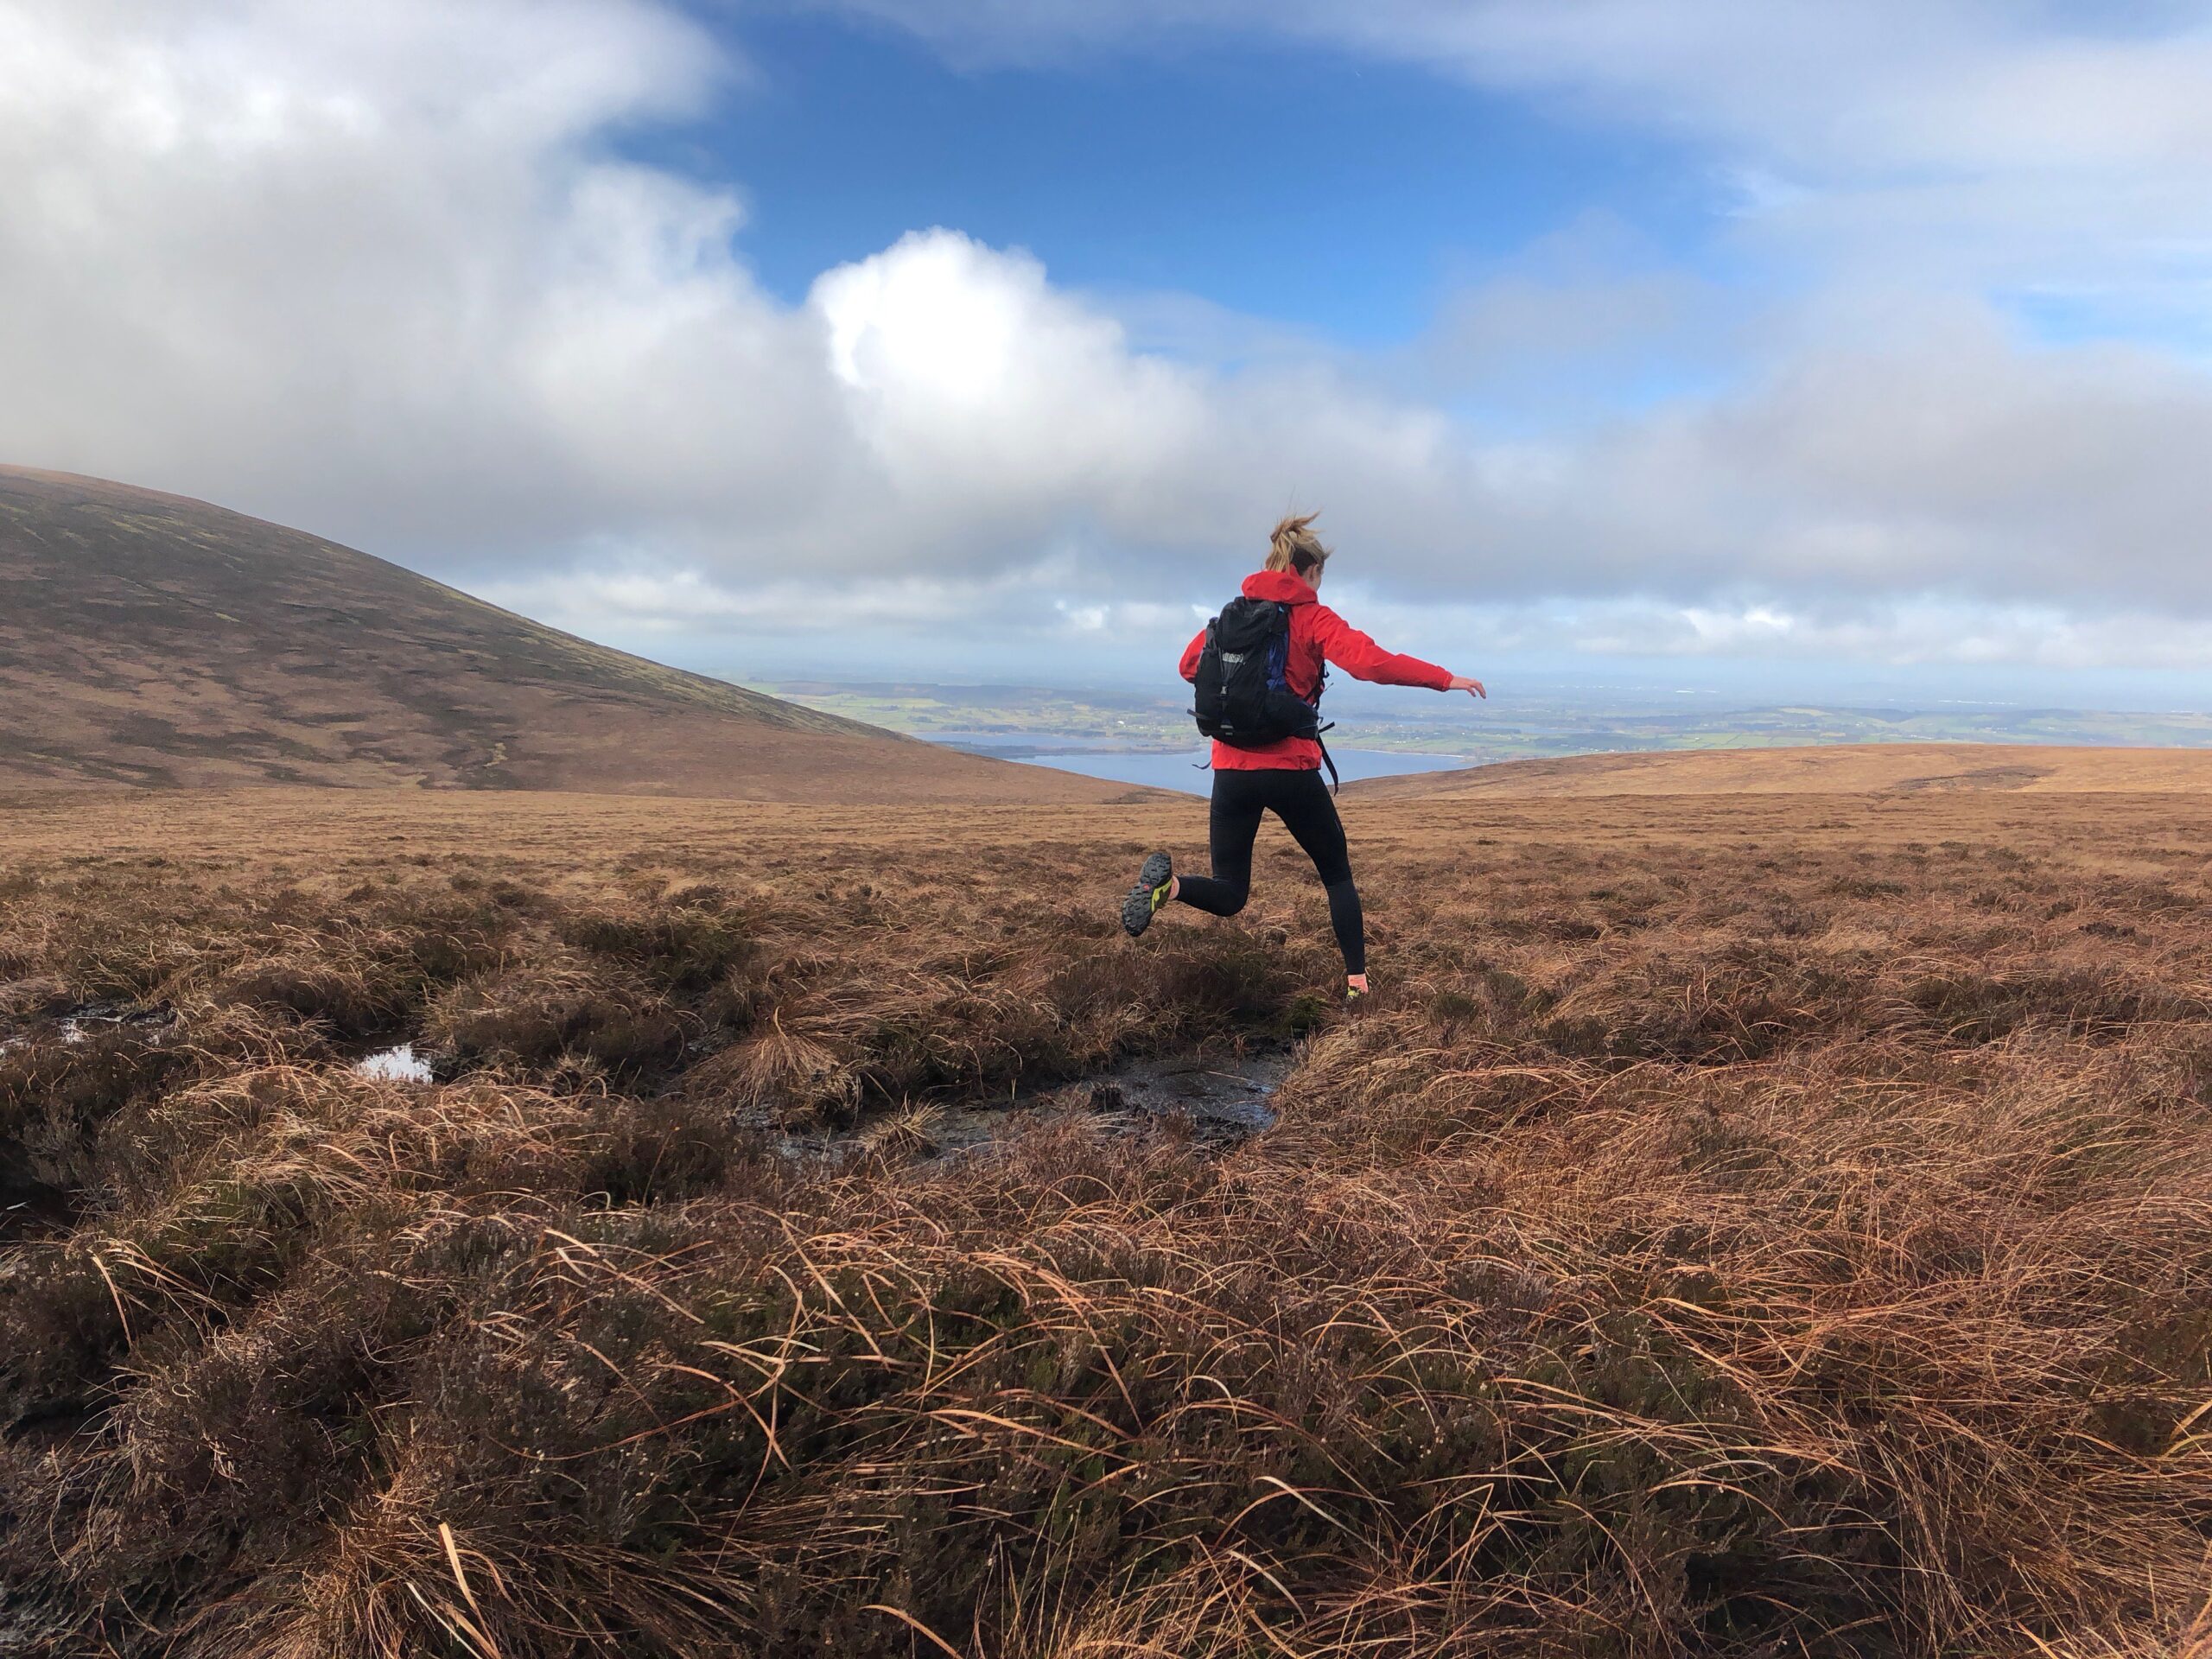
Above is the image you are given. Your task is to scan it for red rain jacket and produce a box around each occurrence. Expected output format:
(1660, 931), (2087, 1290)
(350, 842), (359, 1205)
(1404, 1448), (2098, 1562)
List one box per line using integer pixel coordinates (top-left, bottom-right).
(1179, 569), (1452, 773)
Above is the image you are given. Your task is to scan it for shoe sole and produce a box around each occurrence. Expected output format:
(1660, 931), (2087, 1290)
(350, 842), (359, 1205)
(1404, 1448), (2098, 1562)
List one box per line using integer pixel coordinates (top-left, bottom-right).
(1121, 852), (1173, 938)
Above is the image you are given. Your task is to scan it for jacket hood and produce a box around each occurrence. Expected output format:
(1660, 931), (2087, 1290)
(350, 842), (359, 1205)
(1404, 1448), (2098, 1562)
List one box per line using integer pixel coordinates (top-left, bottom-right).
(1242, 569), (1319, 604)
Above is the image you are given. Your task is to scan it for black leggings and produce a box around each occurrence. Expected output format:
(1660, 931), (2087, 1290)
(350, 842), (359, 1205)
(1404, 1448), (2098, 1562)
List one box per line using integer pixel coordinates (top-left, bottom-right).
(1174, 767), (1365, 975)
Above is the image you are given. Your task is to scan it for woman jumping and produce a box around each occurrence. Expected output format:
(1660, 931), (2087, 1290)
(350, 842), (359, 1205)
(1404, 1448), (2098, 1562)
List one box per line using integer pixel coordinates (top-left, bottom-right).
(1120, 512), (1486, 1002)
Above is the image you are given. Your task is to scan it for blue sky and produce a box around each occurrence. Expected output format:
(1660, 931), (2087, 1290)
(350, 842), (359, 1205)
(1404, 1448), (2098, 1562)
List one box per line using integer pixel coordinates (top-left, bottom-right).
(669, 13), (1716, 343)
(10, 1), (2212, 708)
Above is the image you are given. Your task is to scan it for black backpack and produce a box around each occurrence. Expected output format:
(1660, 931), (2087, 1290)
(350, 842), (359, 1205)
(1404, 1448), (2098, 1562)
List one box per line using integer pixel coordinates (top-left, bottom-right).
(1191, 598), (1336, 784)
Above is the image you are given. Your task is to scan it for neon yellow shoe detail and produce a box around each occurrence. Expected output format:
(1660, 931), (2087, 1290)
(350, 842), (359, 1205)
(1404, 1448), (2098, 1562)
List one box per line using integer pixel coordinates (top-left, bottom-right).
(1120, 852), (1174, 938)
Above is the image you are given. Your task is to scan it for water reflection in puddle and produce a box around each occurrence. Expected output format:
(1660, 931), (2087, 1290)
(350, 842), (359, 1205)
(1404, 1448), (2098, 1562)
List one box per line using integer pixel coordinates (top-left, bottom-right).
(0, 1001), (176, 1053)
(355, 1044), (435, 1084)
(761, 1044), (1295, 1164)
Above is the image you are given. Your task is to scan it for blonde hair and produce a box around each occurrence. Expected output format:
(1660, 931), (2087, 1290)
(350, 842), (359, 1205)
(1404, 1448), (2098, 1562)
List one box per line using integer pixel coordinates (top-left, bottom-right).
(1263, 512), (1330, 578)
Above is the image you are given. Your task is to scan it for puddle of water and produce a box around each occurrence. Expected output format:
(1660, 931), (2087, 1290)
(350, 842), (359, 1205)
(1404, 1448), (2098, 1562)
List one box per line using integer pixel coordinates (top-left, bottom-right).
(1, 1001), (175, 1053)
(1057, 1048), (1288, 1136)
(757, 1044), (1295, 1165)
(355, 1044), (435, 1084)
(0, 1597), (76, 1657)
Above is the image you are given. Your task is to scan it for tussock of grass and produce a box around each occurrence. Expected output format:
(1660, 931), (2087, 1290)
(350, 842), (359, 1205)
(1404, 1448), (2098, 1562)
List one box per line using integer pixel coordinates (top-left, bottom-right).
(0, 796), (2207, 1656)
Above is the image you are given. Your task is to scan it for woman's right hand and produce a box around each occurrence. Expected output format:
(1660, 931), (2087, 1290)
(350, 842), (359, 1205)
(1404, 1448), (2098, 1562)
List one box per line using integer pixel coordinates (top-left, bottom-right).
(1446, 674), (1487, 699)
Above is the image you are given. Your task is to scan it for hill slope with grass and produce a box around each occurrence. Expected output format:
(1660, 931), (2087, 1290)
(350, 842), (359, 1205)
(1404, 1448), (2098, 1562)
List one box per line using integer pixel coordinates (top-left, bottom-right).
(1351, 740), (2212, 799)
(1, 789), (2206, 1654)
(0, 466), (1142, 803)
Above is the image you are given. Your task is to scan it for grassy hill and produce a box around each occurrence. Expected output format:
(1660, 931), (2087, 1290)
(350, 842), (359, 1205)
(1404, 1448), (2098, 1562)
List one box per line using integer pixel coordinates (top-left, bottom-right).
(0, 467), (1143, 804)
(1, 786), (2205, 1654)
(1349, 740), (2212, 798)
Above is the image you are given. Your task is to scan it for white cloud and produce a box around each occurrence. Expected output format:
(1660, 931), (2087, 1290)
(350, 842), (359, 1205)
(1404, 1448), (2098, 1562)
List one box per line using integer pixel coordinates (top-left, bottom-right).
(1592, 597), (2212, 674)
(820, 2), (2212, 304)
(7, 0), (2212, 682)
(808, 231), (1211, 563)
(815, 2), (2212, 178)
(1287, 587), (2212, 678)
(0, 0), (1487, 597)
(0, 0), (779, 549)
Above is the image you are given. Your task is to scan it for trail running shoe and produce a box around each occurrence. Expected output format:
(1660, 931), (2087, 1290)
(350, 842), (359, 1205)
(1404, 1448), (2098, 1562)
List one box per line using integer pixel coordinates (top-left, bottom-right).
(1121, 852), (1174, 938)
(1344, 980), (1370, 1007)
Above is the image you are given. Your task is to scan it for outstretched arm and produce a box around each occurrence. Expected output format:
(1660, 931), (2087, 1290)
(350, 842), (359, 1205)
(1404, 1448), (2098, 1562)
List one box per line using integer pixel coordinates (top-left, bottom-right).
(1313, 606), (1484, 696)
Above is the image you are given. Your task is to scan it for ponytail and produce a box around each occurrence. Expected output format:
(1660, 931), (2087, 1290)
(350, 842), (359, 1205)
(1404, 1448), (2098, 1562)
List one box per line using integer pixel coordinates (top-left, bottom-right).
(1263, 512), (1330, 579)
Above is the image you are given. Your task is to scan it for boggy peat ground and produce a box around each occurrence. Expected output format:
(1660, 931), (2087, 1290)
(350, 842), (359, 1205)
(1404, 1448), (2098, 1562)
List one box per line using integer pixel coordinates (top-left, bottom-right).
(0, 787), (2207, 1657)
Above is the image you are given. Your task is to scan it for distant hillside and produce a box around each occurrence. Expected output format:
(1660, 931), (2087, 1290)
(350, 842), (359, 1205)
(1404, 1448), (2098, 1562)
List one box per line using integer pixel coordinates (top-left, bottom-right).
(0, 467), (1147, 803)
(1348, 742), (2212, 799)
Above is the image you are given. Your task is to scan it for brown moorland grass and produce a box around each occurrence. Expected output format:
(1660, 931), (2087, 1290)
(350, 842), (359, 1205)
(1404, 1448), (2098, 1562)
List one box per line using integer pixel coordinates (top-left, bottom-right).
(0, 786), (2207, 1657)
(1348, 741), (2212, 800)
(0, 467), (1151, 806)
